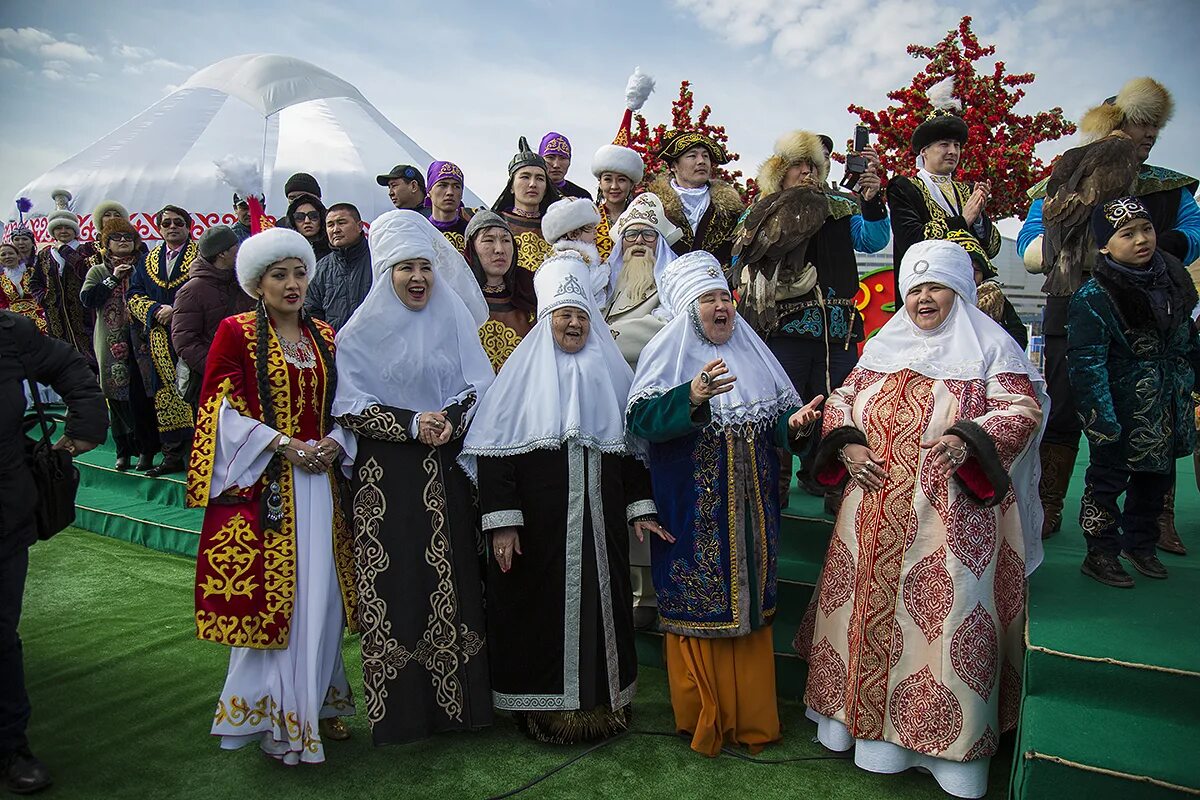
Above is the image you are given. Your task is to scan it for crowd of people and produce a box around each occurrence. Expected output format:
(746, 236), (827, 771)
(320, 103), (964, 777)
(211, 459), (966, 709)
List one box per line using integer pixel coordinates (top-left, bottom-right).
(1, 71), (1197, 799)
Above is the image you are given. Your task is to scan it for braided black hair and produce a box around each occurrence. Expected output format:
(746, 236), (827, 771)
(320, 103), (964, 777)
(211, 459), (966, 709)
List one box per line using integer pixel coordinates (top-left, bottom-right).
(254, 300), (284, 524)
(303, 310), (337, 429)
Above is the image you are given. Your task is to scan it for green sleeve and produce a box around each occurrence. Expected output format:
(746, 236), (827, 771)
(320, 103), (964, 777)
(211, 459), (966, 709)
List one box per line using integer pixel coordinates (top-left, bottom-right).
(627, 383), (711, 443)
(772, 406), (815, 454)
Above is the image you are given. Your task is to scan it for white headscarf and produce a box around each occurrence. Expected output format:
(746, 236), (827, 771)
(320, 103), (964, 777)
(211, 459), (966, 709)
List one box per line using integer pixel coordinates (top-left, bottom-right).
(627, 250), (801, 428)
(332, 210), (494, 421)
(859, 239), (1049, 574)
(459, 252), (636, 481)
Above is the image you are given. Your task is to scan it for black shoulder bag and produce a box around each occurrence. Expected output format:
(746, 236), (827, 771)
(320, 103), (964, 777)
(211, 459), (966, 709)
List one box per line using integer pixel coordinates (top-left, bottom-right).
(2, 318), (80, 539)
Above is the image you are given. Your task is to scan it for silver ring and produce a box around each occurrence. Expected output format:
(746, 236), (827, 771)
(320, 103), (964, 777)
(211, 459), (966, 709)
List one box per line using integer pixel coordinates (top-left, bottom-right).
(297, 449), (306, 457)
(700, 371), (711, 386)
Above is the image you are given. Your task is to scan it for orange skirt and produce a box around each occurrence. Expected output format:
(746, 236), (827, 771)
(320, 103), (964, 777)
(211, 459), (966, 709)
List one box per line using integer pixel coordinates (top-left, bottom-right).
(664, 626), (781, 756)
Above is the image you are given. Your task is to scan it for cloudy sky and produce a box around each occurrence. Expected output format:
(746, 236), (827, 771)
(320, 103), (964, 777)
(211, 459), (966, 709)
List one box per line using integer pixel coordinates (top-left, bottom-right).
(1, 0), (1197, 231)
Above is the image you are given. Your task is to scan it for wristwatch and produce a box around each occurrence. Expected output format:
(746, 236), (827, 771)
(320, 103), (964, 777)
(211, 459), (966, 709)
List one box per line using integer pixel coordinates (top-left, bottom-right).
(275, 435), (291, 455)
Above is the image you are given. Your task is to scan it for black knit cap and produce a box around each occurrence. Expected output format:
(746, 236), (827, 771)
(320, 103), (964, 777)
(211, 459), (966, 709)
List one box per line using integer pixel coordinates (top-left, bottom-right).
(283, 172), (321, 198)
(911, 110), (969, 155)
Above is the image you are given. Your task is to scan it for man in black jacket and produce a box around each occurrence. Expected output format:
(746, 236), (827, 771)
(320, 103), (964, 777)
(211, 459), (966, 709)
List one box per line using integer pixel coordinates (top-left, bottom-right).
(303, 203), (371, 330)
(0, 311), (108, 795)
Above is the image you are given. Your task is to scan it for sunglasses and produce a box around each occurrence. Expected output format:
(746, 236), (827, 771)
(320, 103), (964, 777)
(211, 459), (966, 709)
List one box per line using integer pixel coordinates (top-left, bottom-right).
(159, 218), (188, 228)
(622, 229), (659, 243)
(293, 211), (321, 223)
(108, 233), (135, 242)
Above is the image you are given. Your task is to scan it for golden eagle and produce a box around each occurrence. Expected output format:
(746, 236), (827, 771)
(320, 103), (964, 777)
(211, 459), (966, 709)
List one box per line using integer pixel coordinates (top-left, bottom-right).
(732, 179), (828, 334)
(1042, 132), (1140, 283)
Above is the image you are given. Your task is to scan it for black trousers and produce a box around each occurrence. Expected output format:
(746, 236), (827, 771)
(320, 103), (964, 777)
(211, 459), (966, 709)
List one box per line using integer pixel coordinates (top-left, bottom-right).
(1042, 295), (1082, 449)
(128, 364), (160, 457)
(768, 336), (858, 479)
(0, 541), (30, 755)
(1079, 462), (1172, 556)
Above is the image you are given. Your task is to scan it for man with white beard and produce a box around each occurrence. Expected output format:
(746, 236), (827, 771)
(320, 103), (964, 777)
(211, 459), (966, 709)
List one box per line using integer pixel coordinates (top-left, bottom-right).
(601, 192), (683, 631)
(605, 193), (683, 372)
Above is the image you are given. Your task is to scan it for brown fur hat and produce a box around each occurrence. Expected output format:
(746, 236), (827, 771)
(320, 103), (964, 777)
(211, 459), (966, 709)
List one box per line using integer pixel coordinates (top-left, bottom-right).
(756, 130), (830, 196)
(100, 215), (140, 248)
(1080, 77), (1174, 143)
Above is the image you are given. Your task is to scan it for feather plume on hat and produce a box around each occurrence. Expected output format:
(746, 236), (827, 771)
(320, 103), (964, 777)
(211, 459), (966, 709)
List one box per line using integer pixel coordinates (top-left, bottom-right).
(215, 156), (271, 234)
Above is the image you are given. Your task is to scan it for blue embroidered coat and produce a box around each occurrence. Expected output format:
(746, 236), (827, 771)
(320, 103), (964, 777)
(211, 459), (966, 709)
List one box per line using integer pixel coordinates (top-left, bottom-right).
(628, 383), (809, 638)
(1067, 250), (1200, 474)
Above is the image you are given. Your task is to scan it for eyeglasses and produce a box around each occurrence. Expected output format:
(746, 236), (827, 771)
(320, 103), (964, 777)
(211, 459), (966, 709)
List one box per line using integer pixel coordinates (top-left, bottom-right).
(621, 229), (659, 243)
(108, 233), (135, 242)
(159, 218), (188, 228)
(293, 211), (321, 223)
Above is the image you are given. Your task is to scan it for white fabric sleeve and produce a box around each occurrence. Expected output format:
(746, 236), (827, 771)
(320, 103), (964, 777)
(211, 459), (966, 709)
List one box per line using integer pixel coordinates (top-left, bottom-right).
(324, 422), (357, 479)
(210, 398), (281, 497)
(410, 413), (422, 440)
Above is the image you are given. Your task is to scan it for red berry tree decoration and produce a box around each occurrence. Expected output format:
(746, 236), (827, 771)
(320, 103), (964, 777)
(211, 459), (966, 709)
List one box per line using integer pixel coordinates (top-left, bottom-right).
(845, 15), (1074, 220)
(630, 81), (753, 202)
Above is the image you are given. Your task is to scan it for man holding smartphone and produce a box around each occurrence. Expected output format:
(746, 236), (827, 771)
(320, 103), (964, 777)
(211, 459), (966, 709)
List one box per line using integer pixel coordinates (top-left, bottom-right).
(733, 129), (890, 506)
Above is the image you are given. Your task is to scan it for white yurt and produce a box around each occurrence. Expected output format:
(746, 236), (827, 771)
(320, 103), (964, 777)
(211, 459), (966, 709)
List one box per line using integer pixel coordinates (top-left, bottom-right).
(9, 53), (483, 242)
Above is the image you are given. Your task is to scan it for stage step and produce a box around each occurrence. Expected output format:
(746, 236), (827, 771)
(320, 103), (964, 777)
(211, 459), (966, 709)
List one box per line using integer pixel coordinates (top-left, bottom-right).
(73, 441), (201, 557)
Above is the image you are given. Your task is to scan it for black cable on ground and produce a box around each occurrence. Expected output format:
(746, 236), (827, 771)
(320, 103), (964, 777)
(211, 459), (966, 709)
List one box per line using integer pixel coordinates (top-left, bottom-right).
(483, 729), (847, 800)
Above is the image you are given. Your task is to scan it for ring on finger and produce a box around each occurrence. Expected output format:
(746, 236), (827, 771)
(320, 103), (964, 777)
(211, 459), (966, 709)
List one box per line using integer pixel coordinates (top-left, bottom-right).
(700, 371), (711, 385)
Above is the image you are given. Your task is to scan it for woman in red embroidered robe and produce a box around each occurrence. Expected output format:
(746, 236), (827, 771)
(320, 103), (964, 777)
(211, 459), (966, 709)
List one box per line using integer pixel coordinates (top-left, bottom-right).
(798, 240), (1047, 799)
(0, 242), (46, 333)
(187, 228), (358, 766)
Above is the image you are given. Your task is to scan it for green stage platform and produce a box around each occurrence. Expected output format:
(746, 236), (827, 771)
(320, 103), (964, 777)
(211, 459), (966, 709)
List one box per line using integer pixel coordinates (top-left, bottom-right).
(60, 438), (1199, 798)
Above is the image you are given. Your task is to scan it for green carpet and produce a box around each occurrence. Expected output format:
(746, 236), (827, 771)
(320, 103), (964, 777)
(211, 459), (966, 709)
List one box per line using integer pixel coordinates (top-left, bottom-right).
(21, 529), (1013, 800)
(1010, 447), (1200, 798)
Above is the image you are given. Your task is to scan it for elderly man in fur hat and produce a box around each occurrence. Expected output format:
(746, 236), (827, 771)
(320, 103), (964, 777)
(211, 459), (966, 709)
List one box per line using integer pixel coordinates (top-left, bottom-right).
(647, 131), (744, 267)
(734, 130), (890, 506)
(32, 209), (97, 371)
(887, 78), (1001, 299)
(1018, 77), (1199, 553)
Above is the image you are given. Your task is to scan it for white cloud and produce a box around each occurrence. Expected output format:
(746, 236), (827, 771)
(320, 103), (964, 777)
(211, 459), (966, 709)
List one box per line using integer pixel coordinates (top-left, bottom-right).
(114, 44), (153, 59)
(41, 68), (66, 81)
(0, 57), (21, 70)
(0, 26), (100, 65)
(123, 57), (194, 76)
(0, 27), (55, 52)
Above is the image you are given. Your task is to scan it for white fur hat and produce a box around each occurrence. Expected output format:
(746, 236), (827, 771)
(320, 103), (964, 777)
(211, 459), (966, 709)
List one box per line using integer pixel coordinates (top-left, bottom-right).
(541, 197), (602, 244)
(235, 227), (317, 298)
(591, 144), (644, 183)
(46, 209), (80, 237)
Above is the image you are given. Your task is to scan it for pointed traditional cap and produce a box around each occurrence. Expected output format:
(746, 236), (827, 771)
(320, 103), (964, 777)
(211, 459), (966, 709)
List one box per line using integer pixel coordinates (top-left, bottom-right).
(591, 67), (655, 182)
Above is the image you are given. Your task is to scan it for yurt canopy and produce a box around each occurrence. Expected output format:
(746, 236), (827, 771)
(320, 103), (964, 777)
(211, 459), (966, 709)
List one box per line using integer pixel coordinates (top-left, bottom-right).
(9, 54), (482, 242)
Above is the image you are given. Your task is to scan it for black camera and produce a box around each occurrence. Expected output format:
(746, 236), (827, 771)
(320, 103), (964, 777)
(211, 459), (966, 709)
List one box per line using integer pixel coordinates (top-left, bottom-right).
(839, 125), (870, 190)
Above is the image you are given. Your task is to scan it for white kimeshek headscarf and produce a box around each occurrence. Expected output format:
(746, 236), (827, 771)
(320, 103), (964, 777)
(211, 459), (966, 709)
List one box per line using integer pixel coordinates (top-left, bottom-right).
(860, 239), (1050, 575)
(627, 250), (801, 428)
(332, 210), (494, 422)
(459, 251), (636, 481)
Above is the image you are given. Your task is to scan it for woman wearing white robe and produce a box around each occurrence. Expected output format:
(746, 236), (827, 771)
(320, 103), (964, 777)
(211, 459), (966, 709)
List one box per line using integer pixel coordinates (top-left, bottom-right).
(186, 228), (358, 765)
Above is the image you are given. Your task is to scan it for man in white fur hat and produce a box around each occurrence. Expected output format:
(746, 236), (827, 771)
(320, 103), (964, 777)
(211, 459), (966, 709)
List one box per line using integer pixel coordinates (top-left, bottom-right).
(1017, 76), (1199, 551)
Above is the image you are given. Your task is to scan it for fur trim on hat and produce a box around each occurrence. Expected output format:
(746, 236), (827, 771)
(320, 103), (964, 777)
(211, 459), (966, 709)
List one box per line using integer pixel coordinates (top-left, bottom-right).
(235, 227), (317, 299)
(91, 200), (130, 226)
(756, 131), (830, 196)
(541, 197), (602, 244)
(1081, 77), (1174, 142)
(591, 145), (645, 183)
(46, 210), (80, 235)
(99, 216), (138, 247)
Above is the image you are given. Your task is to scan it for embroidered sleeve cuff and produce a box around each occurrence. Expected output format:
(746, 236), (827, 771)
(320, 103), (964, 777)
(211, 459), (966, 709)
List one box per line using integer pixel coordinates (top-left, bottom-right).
(812, 426), (867, 487)
(626, 500), (658, 522)
(482, 510), (524, 531)
(946, 419), (1010, 508)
